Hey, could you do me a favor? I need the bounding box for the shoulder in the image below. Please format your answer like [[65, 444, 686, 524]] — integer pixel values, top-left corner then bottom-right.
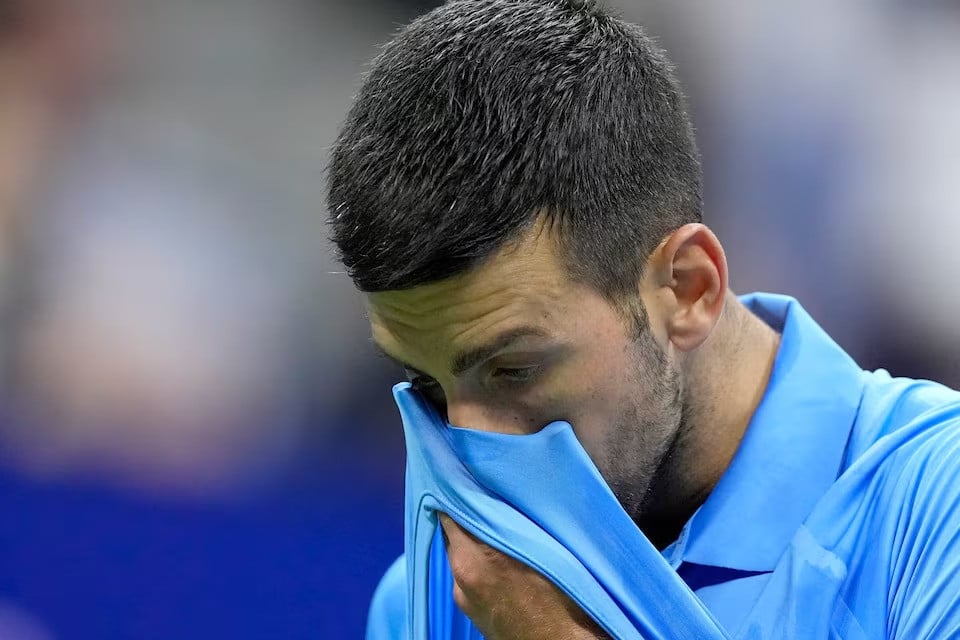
[[884, 412, 960, 537], [880, 419, 960, 637], [366, 556, 408, 640], [845, 372, 960, 466], [853, 381, 960, 520], [822, 385, 960, 559], [824, 403, 960, 636]]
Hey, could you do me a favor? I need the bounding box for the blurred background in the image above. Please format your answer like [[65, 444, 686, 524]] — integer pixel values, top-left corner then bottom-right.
[[0, 0, 957, 637]]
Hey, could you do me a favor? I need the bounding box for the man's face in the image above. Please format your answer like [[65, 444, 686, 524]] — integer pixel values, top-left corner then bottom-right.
[[368, 223, 685, 522]]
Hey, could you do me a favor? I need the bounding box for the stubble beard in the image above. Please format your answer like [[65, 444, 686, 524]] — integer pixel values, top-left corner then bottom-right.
[[593, 326, 687, 532]]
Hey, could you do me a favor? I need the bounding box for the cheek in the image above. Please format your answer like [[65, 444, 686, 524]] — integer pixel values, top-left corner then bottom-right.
[[564, 400, 621, 463], [540, 352, 632, 452]]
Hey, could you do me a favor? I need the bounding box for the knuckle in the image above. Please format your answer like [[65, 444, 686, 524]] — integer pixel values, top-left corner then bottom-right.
[[447, 552, 483, 592], [451, 582, 474, 614], [450, 557, 482, 591]]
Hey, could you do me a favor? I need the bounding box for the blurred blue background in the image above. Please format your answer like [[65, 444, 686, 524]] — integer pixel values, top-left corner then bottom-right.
[[0, 0, 958, 637]]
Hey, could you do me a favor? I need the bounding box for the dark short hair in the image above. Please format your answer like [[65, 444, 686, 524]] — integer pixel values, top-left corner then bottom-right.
[[328, 0, 701, 308]]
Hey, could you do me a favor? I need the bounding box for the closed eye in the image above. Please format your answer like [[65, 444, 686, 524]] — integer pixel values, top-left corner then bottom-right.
[[491, 365, 542, 386]]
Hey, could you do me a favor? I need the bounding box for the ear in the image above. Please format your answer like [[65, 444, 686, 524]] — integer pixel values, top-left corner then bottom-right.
[[643, 223, 728, 352]]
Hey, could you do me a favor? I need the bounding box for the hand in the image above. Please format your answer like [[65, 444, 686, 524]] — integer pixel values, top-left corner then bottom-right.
[[439, 513, 609, 640]]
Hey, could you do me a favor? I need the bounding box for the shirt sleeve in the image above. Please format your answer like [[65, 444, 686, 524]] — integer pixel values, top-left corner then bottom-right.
[[366, 556, 408, 640], [887, 424, 960, 639]]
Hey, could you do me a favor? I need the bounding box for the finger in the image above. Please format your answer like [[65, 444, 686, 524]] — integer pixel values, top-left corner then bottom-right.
[[437, 513, 479, 549], [437, 514, 486, 615]]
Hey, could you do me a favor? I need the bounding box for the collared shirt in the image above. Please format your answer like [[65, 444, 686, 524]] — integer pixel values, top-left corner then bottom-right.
[[662, 292, 869, 633], [367, 293, 960, 639]]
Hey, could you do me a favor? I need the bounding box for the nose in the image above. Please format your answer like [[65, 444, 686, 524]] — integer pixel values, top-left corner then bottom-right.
[[445, 398, 530, 435]]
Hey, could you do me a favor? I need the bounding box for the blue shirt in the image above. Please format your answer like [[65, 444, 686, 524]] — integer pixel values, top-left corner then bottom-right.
[[367, 293, 960, 638]]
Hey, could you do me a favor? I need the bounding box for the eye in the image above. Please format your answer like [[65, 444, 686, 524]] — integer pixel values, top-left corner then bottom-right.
[[491, 365, 542, 386]]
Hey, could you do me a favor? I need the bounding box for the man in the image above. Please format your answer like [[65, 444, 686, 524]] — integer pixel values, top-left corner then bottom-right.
[[327, 0, 960, 638]]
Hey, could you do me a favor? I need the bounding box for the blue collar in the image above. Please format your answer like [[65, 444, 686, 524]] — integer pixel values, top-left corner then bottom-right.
[[664, 293, 866, 572]]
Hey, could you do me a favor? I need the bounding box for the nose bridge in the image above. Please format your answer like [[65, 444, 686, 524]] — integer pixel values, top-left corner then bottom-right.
[[445, 395, 526, 435]]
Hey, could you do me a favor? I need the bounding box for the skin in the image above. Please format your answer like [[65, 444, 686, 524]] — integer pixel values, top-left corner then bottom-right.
[[368, 218, 781, 639]]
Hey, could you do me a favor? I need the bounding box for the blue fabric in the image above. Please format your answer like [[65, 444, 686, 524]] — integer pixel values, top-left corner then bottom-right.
[[394, 382, 728, 639], [677, 564, 770, 592], [367, 293, 960, 639]]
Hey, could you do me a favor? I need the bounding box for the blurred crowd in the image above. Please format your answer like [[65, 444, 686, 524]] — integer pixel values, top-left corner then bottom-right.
[[0, 0, 958, 637]]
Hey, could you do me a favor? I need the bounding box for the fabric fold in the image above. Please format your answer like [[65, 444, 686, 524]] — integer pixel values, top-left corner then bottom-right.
[[396, 382, 729, 639]]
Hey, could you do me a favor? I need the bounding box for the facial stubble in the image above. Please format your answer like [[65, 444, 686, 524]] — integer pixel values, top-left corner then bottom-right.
[[591, 324, 687, 533]]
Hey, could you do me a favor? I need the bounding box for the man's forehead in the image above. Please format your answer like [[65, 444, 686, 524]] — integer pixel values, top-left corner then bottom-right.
[[364, 220, 579, 370], [375, 211, 563, 297], [366, 286, 574, 377], [367, 281, 558, 365], [367, 253, 566, 329], [371, 324, 555, 378]]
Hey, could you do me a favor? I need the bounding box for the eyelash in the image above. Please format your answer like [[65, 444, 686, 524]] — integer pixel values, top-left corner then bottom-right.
[[408, 366, 542, 391], [491, 366, 542, 386]]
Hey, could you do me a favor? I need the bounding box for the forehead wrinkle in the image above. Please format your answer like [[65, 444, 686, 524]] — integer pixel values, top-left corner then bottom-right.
[[366, 226, 572, 373], [370, 316, 436, 378], [440, 269, 564, 335], [443, 296, 529, 341], [372, 270, 558, 331], [368, 287, 459, 335], [371, 288, 560, 380]]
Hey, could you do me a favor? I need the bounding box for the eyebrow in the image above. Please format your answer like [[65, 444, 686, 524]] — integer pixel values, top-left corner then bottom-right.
[[451, 326, 551, 376], [371, 325, 552, 378]]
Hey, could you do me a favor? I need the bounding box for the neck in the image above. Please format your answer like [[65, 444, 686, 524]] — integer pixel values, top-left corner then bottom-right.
[[639, 291, 781, 549]]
